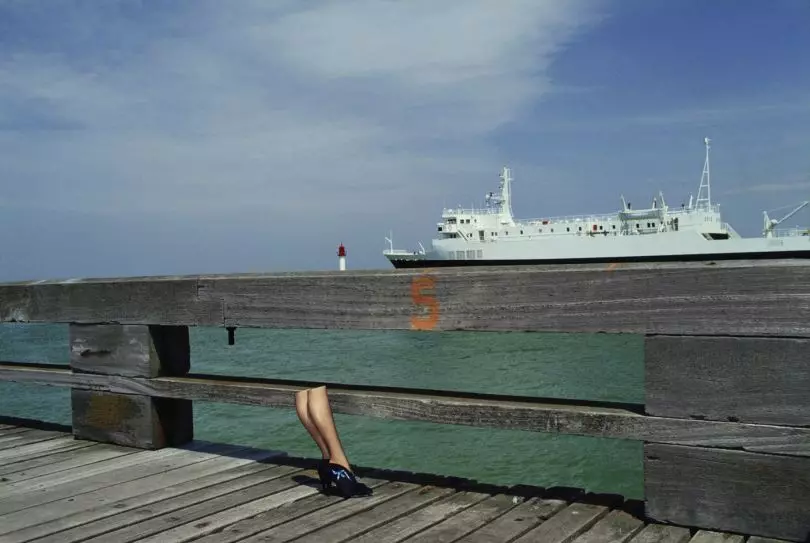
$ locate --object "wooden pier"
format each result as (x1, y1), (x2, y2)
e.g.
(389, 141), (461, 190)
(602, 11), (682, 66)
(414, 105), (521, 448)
(0, 422), (782, 543)
(1, 260), (810, 542)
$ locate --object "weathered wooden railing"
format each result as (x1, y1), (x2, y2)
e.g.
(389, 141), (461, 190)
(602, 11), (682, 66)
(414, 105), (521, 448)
(1, 260), (809, 541)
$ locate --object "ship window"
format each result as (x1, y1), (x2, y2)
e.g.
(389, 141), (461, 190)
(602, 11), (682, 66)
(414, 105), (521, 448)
(612, 225), (616, 229)
(505, 231), (508, 235)
(466, 250), (475, 259)
(578, 227), (582, 231)
(599, 226), (603, 230)
(551, 228), (554, 232)
(520, 230), (524, 235)
(636, 224), (640, 228)
(476, 250), (483, 258)
(437, 226), (442, 231)
(652, 222), (656, 227)
(566, 227), (570, 232)
(539, 229), (542, 233)
(456, 251), (465, 259)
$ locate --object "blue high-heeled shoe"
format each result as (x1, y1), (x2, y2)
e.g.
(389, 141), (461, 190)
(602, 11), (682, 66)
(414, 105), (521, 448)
(328, 463), (373, 498)
(317, 459), (331, 491)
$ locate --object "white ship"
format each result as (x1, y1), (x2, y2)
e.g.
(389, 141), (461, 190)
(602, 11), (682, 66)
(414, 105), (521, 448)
(383, 138), (810, 268)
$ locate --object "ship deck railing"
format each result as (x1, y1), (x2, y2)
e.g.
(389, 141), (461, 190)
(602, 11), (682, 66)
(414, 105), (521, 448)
(770, 227), (810, 238)
(1, 259), (810, 542)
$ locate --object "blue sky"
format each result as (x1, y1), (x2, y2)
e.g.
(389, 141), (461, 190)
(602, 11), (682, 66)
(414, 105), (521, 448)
(1, 0), (808, 280)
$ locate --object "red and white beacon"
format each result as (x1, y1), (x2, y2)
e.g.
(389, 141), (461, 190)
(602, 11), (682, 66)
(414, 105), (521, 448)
(337, 243), (347, 271)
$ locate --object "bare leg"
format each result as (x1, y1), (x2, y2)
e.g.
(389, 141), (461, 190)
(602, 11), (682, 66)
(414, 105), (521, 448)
(294, 389), (330, 459)
(306, 385), (351, 469)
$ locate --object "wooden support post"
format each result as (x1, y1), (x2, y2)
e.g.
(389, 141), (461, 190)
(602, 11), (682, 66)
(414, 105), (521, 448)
(69, 324), (193, 449)
(643, 335), (810, 542)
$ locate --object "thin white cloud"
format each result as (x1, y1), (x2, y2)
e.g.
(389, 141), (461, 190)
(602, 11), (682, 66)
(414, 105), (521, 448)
(722, 178), (810, 196)
(0, 0), (601, 219)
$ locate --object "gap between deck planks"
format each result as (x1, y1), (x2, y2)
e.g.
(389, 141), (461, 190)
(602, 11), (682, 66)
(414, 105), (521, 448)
(0, 425), (799, 543)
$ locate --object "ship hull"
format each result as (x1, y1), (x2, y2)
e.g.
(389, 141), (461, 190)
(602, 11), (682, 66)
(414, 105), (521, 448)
(385, 232), (810, 268)
(387, 249), (810, 268)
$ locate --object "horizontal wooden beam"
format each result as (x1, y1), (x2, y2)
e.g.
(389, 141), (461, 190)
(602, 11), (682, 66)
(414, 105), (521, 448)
(1, 362), (809, 456)
(645, 443), (810, 542)
(646, 335), (810, 427)
(2, 260), (810, 335)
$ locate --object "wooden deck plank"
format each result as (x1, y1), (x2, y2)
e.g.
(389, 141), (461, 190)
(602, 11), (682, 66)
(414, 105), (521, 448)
(0, 427), (33, 437)
(628, 523), (692, 543)
(456, 497), (567, 542)
(191, 477), (392, 543)
(512, 502), (610, 543)
(78, 466), (304, 543)
(571, 509), (645, 543)
(402, 494), (518, 543)
(0, 437), (85, 464)
(688, 530), (744, 542)
(0, 441), (97, 475)
(131, 483), (326, 543)
(0, 443), (220, 517)
(246, 483), (437, 543)
(0, 444), (135, 484)
(0, 431), (65, 451)
(0, 445), (197, 506)
(348, 491), (491, 543)
(0, 445), (145, 491)
(4, 447), (285, 542)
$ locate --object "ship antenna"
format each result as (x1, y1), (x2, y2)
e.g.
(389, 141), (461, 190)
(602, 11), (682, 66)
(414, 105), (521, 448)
(696, 137), (711, 209)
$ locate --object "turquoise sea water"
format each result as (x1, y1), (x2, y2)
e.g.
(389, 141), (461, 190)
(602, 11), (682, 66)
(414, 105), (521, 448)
(0, 324), (644, 498)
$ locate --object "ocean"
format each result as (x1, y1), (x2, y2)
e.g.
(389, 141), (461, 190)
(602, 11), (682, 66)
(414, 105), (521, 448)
(0, 323), (644, 498)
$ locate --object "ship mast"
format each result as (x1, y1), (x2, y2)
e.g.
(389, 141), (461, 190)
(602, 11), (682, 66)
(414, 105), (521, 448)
(695, 137), (712, 209)
(498, 166), (515, 226)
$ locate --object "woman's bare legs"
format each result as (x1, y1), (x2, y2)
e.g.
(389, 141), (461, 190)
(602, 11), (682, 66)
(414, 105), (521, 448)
(306, 385), (351, 470)
(294, 389), (330, 460)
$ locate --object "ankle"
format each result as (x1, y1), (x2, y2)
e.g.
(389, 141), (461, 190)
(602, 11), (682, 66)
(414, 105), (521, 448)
(329, 456), (351, 470)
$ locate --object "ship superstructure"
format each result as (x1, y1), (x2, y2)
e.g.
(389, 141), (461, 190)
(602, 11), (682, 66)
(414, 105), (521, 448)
(384, 138), (810, 268)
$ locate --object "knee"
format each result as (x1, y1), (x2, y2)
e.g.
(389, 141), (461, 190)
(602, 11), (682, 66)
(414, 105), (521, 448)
(309, 385), (327, 393)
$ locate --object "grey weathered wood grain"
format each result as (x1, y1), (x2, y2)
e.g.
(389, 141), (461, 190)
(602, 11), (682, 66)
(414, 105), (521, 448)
(0, 443), (213, 518)
(0, 427), (32, 437)
(79, 466), (302, 543)
(4, 260), (810, 335)
(0, 430), (64, 451)
(0, 444), (134, 484)
(349, 491), (490, 543)
(69, 324), (193, 449)
(688, 530), (744, 543)
(70, 324), (190, 377)
(1, 444), (160, 493)
(645, 443), (810, 542)
(71, 388), (193, 449)
(0, 275), (222, 326)
(3, 364), (810, 456)
(191, 477), (390, 543)
(628, 524), (691, 543)
(278, 484), (445, 543)
(4, 445), (283, 542)
(512, 503), (610, 543)
(0, 434), (26, 447)
(403, 494), (518, 543)
(132, 484), (323, 543)
(0, 441), (97, 476)
(456, 497), (567, 542)
(0, 436), (80, 463)
(571, 509), (644, 543)
(646, 335), (810, 427)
